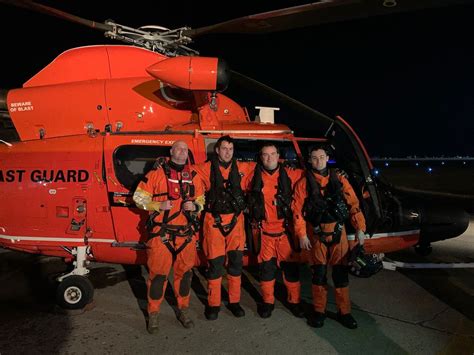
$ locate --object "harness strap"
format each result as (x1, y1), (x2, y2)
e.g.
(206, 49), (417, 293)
(212, 212), (240, 237)
(262, 231), (286, 237)
(313, 222), (344, 245)
(148, 228), (194, 258)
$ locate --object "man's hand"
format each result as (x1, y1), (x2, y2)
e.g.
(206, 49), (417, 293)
(299, 236), (312, 251)
(182, 201), (196, 212)
(159, 200), (173, 211)
(356, 230), (366, 245)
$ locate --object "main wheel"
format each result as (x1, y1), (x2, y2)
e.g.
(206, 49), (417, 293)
(415, 244), (433, 257)
(56, 275), (94, 310)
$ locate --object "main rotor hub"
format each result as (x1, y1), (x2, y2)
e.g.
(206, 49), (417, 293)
(104, 20), (198, 57)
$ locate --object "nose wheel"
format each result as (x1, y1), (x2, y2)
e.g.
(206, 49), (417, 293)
(55, 246), (94, 309)
(415, 243), (433, 256)
(56, 275), (94, 309)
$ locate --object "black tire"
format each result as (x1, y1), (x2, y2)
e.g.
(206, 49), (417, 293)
(56, 275), (94, 310)
(414, 244), (433, 257)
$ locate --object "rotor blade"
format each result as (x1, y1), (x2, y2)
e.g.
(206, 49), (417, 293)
(0, 0), (113, 32)
(230, 70), (334, 132)
(184, 0), (473, 37)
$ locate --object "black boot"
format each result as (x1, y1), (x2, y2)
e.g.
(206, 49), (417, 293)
(287, 302), (305, 318)
(258, 303), (274, 318)
(307, 311), (326, 328)
(147, 312), (159, 334)
(337, 312), (358, 329)
(177, 308), (194, 328)
(204, 306), (220, 321)
(228, 303), (245, 317)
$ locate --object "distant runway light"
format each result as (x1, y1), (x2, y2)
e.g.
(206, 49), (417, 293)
(463, 161), (466, 165)
(374, 169), (379, 175)
(385, 162), (389, 167)
(415, 162), (419, 167)
(427, 167), (433, 173)
(441, 161), (445, 165)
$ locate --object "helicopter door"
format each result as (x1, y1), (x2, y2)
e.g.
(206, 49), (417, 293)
(296, 119), (383, 234)
(103, 136), (196, 244)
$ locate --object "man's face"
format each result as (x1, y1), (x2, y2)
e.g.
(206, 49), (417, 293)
(216, 141), (234, 163)
(261, 146), (279, 171)
(310, 149), (329, 171)
(170, 141), (189, 165)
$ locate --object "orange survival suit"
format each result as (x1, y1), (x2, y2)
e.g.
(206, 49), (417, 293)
(246, 164), (303, 306)
(133, 160), (205, 315)
(195, 158), (254, 307)
(292, 168), (365, 316)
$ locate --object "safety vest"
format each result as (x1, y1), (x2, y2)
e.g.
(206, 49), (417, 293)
(207, 158), (246, 215)
(160, 160), (196, 201)
(146, 160), (199, 256)
(303, 168), (350, 227)
(247, 164), (293, 223)
(206, 158), (246, 236)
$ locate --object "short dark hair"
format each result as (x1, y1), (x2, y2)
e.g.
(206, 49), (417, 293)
(215, 135), (234, 150)
(310, 144), (331, 157)
(259, 142), (280, 155)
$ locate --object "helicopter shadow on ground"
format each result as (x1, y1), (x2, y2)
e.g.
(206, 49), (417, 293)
(87, 263), (149, 322)
(0, 250), (73, 353)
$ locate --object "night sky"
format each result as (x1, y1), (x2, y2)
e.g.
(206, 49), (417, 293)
(1, 1), (473, 157)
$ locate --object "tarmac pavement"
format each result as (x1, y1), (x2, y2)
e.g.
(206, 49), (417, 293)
(0, 220), (473, 354)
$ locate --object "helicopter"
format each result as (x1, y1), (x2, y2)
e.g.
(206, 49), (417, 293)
(0, 0), (471, 310)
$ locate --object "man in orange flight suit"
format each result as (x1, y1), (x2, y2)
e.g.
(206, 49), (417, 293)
(293, 145), (366, 329)
(133, 140), (205, 334)
(246, 143), (304, 318)
(194, 135), (255, 320)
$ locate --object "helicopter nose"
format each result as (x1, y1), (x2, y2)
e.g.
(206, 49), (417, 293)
(418, 204), (470, 244)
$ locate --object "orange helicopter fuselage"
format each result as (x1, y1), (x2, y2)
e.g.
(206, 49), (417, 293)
(0, 45), (421, 266)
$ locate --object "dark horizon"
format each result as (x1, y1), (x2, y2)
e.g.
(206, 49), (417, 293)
(1, 1), (473, 157)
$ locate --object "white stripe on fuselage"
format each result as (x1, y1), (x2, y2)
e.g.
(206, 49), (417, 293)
(0, 234), (115, 243)
(0, 229), (419, 244)
(347, 229), (420, 240)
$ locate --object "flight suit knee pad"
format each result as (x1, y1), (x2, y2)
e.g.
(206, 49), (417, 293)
(311, 265), (327, 285)
(207, 256), (225, 280)
(179, 270), (193, 297)
(150, 274), (167, 300)
(332, 265), (349, 288)
(259, 258), (277, 282)
(281, 262), (299, 283)
(227, 250), (243, 276)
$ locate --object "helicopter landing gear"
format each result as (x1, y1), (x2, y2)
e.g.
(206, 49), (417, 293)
(56, 275), (94, 309)
(414, 243), (433, 257)
(56, 246), (94, 310)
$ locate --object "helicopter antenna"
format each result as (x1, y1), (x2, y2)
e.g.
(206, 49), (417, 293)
(0, 0), (198, 56)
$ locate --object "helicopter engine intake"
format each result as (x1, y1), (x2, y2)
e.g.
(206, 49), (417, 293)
(146, 56), (229, 91)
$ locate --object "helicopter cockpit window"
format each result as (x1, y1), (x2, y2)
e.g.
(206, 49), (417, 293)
(113, 145), (195, 191)
(204, 138), (300, 168)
